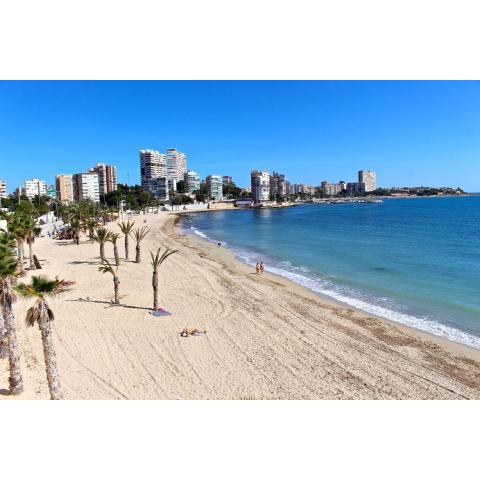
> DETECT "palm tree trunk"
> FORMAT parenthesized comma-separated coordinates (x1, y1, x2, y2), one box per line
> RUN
(1, 293, 24, 394)
(114, 244, 119, 266)
(135, 244, 141, 263)
(28, 240, 35, 270)
(17, 240, 25, 275)
(38, 302, 63, 400)
(113, 276, 120, 304)
(125, 236, 129, 260)
(100, 243, 105, 261)
(152, 271, 158, 310)
(0, 311, 8, 359)
(75, 233, 80, 245)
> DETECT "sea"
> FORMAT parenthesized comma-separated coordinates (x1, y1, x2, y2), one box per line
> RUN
(180, 196, 480, 349)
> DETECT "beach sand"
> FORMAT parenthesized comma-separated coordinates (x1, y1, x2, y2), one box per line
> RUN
(1, 211, 480, 400)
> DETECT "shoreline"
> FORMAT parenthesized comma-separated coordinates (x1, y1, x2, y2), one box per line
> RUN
(2, 211, 479, 399)
(172, 212, 480, 360)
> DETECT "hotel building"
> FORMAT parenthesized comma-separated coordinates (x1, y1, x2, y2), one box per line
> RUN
(56, 174, 74, 202)
(358, 170, 377, 192)
(184, 170, 201, 193)
(251, 170, 270, 203)
(90, 163, 117, 195)
(206, 175, 223, 201)
(0, 180, 7, 198)
(166, 148, 187, 187)
(24, 178, 47, 199)
(140, 149, 166, 189)
(72, 172, 100, 202)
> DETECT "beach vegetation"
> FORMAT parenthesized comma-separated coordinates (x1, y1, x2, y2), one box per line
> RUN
(117, 220, 136, 260)
(109, 233, 121, 266)
(15, 275, 74, 400)
(92, 227, 113, 262)
(0, 231, 24, 394)
(150, 247, 178, 311)
(98, 259, 120, 305)
(132, 226, 151, 263)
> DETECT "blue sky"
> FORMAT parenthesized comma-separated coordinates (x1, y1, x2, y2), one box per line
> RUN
(1, 81, 479, 192)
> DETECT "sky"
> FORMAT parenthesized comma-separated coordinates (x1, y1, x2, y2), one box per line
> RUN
(1, 81, 479, 192)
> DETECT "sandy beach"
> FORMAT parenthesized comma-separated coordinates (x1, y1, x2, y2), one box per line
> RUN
(1, 210, 479, 400)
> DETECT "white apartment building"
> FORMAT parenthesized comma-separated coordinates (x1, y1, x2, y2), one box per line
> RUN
(358, 170, 377, 192)
(251, 170, 270, 203)
(144, 177, 169, 202)
(0, 180, 7, 198)
(321, 181, 343, 196)
(24, 178, 47, 199)
(206, 175, 223, 201)
(166, 148, 187, 186)
(140, 150, 166, 188)
(184, 170, 200, 193)
(56, 174, 74, 202)
(73, 172, 100, 202)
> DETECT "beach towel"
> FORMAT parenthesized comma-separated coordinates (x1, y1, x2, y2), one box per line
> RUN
(150, 310, 172, 317)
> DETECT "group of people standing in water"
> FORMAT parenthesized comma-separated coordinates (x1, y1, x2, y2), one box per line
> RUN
(255, 262, 265, 274)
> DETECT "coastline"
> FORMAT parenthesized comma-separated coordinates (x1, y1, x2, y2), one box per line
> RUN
(172, 212, 480, 360)
(2, 211, 479, 399)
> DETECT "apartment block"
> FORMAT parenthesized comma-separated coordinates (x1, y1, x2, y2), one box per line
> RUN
(73, 172, 100, 202)
(206, 175, 223, 201)
(56, 174, 74, 202)
(251, 170, 270, 203)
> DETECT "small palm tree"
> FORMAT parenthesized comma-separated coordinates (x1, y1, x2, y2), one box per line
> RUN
(15, 276, 74, 400)
(8, 213, 29, 275)
(0, 232, 24, 394)
(25, 219, 42, 270)
(92, 227, 112, 262)
(132, 226, 151, 263)
(70, 218, 82, 245)
(98, 260, 120, 304)
(117, 220, 135, 260)
(150, 247, 178, 310)
(82, 217, 100, 241)
(109, 233, 121, 266)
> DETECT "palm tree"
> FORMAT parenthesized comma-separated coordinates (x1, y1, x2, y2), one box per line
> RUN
(98, 260, 120, 304)
(132, 226, 151, 263)
(8, 213, 28, 275)
(117, 220, 135, 260)
(15, 275, 74, 400)
(70, 218, 82, 245)
(92, 227, 112, 262)
(150, 247, 178, 310)
(24, 217, 42, 270)
(0, 232, 24, 394)
(82, 217, 100, 241)
(109, 233, 121, 266)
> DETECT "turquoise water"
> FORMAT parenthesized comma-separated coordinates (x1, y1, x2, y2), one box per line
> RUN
(181, 197, 480, 349)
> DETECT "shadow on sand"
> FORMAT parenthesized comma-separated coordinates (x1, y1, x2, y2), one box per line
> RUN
(68, 298, 151, 311)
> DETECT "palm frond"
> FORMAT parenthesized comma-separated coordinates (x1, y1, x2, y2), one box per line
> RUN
(117, 220, 136, 235)
(98, 259, 117, 276)
(92, 227, 113, 243)
(15, 275, 74, 299)
(150, 247, 178, 271)
(133, 226, 151, 243)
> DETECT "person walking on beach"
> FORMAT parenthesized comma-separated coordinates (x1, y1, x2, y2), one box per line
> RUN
(255, 262, 260, 274)
(260, 262, 265, 274)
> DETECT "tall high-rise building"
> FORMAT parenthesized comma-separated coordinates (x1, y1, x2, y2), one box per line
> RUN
(270, 171, 287, 199)
(222, 175, 233, 186)
(206, 175, 223, 201)
(358, 170, 377, 192)
(140, 150, 166, 188)
(24, 178, 47, 199)
(0, 180, 7, 198)
(251, 170, 270, 203)
(90, 163, 117, 195)
(73, 172, 100, 202)
(166, 148, 187, 186)
(56, 174, 74, 202)
(184, 170, 201, 193)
